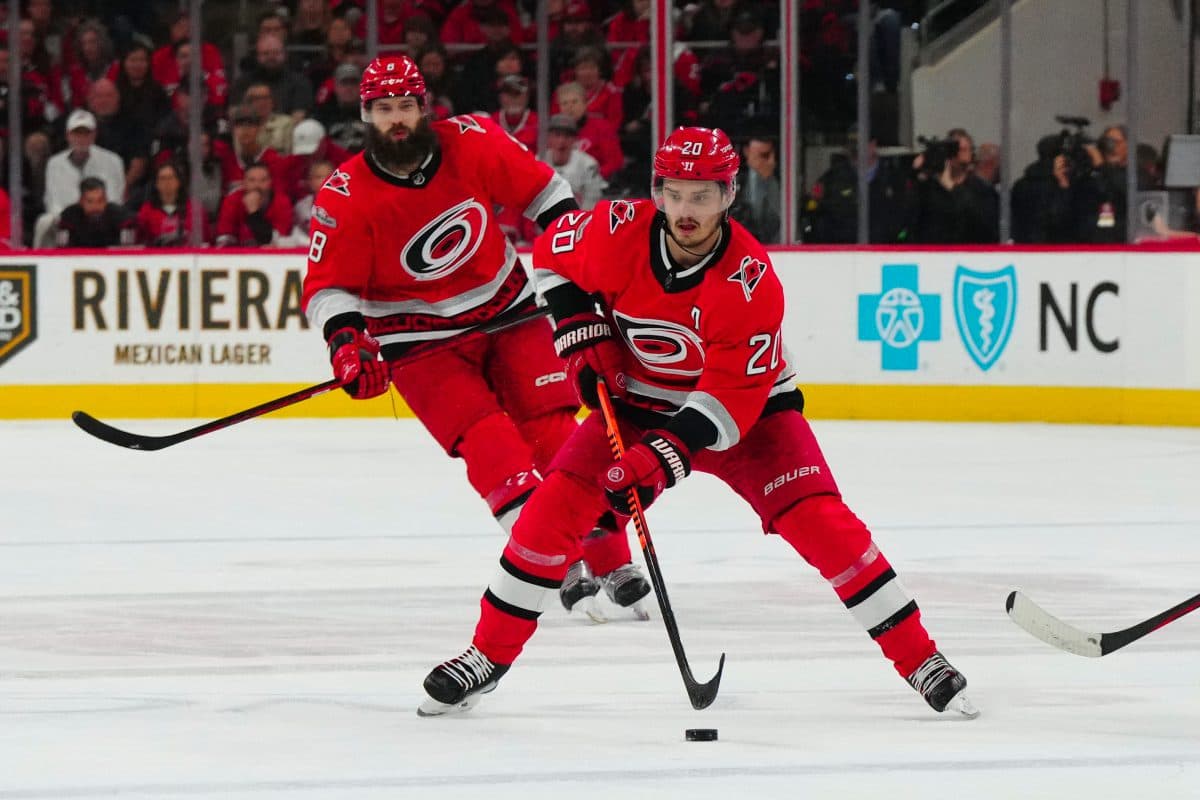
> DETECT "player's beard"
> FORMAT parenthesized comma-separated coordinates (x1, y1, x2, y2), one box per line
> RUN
(367, 117, 437, 174)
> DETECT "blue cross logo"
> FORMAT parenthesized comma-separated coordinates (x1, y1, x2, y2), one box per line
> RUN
(858, 264, 941, 371)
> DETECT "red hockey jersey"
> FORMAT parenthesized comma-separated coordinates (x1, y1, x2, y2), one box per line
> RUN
(302, 114, 574, 350)
(532, 199, 797, 450)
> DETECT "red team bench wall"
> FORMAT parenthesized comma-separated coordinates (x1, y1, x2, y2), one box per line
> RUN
(1, 244, 1198, 426)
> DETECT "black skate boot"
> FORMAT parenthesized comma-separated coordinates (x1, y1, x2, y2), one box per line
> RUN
(417, 644, 510, 717)
(559, 559, 602, 614)
(599, 563, 651, 620)
(905, 651, 979, 718)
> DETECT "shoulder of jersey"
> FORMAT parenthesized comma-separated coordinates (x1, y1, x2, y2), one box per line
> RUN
(717, 220, 779, 305)
(314, 152, 368, 207)
(592, 197, 655, 240)
(432, 113, 507, 148)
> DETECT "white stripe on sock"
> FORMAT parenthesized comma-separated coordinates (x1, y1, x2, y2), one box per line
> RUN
(848, 576, 913, 632)
(488, 566, 549, 614)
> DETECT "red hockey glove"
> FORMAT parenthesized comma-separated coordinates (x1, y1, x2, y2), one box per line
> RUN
(602, 430, 692, 515)
(327, 326, 390, 400)
(552, 313, 627, 409)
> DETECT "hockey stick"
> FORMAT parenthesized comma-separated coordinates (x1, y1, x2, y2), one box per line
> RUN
(1006, 589, 1200, 657)
(72, 306, 552, 451)
(596, 378, 725, 710)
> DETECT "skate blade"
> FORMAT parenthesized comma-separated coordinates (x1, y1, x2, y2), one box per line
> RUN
(945, 693, 980, 720)
(579, 596, 608, 623)
(628, 599, 650, 621)
(416, 693, 483, 717)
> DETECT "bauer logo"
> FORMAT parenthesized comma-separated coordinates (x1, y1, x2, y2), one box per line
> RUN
(953, 265, 1016, 371)
(0, 265, 36, 367)
(857, 264, 940, 371)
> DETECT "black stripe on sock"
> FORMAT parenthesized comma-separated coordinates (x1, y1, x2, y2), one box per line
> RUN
(843, 567, 898, 609)
(499, 555, 561, 590)
(484, 588, 543, 621)
(867, 600, 919, 639)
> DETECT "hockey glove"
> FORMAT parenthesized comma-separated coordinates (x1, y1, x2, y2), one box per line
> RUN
(328, 326, 390, 400)
(552, 313, 627, 409)
(602, 430, 692, 515)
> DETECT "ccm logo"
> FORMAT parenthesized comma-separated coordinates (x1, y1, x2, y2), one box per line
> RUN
(763, 466, 821, 496)
(535, 371, 568, 386)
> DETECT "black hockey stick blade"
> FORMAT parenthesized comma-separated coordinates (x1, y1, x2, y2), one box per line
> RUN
(1006, 589, 1200, 657)
(72, 379, 342, 451)
(685, 652, 725, 709)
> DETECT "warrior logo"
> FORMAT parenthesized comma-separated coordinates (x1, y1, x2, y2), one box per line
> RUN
(613, 311, 705, 378)
(0, 265, 36, 367)
(609, 200, 636, 233)
(954, 265, 1016, 371)
(728, 256, 767, 302)
(322, 169, 351, 197)
(400, 199, 488, 280)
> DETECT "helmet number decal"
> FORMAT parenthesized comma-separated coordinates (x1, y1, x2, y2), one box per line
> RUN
(681, 141, 703, 155)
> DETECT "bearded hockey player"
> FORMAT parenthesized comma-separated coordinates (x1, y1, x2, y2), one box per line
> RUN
(418, 127, 978, 719)
(301, 55, 650, 619)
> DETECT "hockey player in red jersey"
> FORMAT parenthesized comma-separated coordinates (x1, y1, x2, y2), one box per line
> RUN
(419, 127, 978, 719)
(301, 55, 651, 620)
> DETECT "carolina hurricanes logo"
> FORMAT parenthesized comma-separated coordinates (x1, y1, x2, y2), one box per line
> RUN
(609, 200, 636, 233)
(400, 199, 488, 280)
(322, 169, 351, 197)
(728, 256, 767, 302)
(613, 311, 705, 378)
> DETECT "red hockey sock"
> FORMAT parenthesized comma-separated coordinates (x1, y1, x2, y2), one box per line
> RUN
(775, 495, 936, 677)
(472, 471, 611, 664)
(581, 526, 632, 577)
(456, 413, 540, 524)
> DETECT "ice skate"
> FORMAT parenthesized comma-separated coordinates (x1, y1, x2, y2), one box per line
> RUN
(417, 644, 510, 717)
(905, 651, 979, 719)
(559, 559, 606, 622)
(599, 562, 651, 621)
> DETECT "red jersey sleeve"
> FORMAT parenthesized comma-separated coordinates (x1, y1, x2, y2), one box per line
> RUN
(300, 171, 373, 334)
(530, 207, 597, 300)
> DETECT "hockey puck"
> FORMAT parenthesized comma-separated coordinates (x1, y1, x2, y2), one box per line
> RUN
(685, 728, 718, 742)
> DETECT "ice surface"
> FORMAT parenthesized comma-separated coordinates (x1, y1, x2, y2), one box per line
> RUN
(1, 418, 1198, 799)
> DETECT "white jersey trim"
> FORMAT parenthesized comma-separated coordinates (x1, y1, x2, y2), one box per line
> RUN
(306, 287, 362, 331)
(523, 172, 574, 221)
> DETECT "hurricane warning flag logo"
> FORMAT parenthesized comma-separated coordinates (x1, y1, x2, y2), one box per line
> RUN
(728, 256, 767, 302)
(953, 265, 1016, 371)
(0, 265, 36, 367)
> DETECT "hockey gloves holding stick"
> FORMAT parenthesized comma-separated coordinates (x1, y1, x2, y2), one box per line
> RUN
(602, 430, 691, 515)
(553, 313, 627, 409)
(327, 322, 390, 400)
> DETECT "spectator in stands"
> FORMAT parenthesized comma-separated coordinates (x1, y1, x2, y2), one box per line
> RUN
(730, 135, 781, 243)
(17, 17, 53, 92)
(403, 13, 439, 54)
(542, 113, 607, 210)
(151, 12, 228, 109)
(568, 47, 622, 129)
(802, 128, 915, 244)
(233, 33, 314, 120)
(215, 162, 292, 247)
(417, 44, 456, 118)
(84, 78, 150, 202)
(113, 44, 170, 137)
(555, 81, 623, 179)
(282, 118, 348, 201)
(55, 176, 132, 247)
(290, 157, 335, 239)
(551, 0, 606, 83)
(607, 0, 651, 88)
(243, 82, 296, 155)
(215, 105, 286, 194)
(1071, 124, 1129, 244)
(51, 20, 114, 113)
(685, 0, 742, 41)
(25, 0, 63, 76)
(440, 0, 524, 47)
(0, 42, 53, 138)
(291, 0, 333, 56)
(149, 79, 223, 171)
(38, 109, 125, 245)
(314, 62, 368, 154)
(492, 74, 537, 153)
(308, 16, 361, 92)
(454, 8, 521, 113)
(910, 127, 997, 243)
(136, 160, 207, 247)
(700, 9, 780, 137)
(170, 40, 231, 113)
(1011, 135, 1075, 244)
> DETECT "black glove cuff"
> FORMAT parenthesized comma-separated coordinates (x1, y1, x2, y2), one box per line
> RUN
(642, 431, 691, 488)
(553, 315, 613, 358)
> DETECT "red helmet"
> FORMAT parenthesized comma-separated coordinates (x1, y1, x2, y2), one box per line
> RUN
(359, 55, 426, 119)
(653, 127, 739, 198)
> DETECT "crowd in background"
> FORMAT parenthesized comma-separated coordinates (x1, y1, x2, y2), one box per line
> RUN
(0, 0, 1193, 250)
